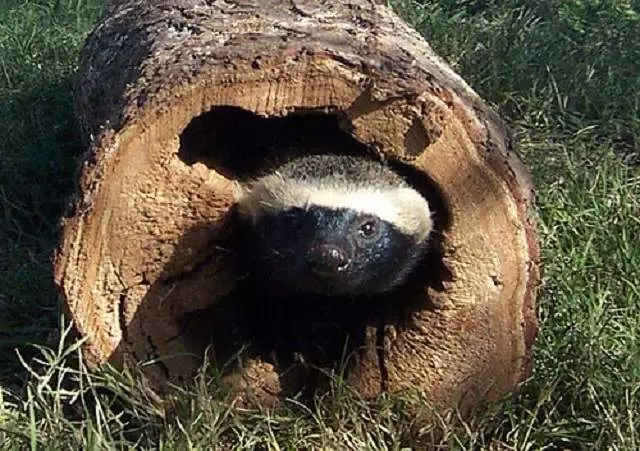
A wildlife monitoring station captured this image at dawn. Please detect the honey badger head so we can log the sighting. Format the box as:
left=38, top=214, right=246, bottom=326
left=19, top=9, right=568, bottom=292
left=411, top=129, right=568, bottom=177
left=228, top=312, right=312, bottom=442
left=235, top=154, right=433, bottom=297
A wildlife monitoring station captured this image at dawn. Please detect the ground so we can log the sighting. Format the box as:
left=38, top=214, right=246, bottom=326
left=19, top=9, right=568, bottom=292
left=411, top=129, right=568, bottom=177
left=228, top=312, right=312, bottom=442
left=0, top=0, right=639, bottom=448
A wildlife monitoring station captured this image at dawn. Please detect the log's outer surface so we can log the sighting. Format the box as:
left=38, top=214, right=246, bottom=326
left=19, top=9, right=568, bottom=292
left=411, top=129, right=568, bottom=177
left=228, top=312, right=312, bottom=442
left=55, top=0, right=539, bottom=409
left=76, top=0, right=482, bottom=137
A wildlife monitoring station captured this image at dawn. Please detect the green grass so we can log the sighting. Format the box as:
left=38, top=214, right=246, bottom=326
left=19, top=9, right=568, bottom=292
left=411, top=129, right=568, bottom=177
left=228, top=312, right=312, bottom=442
left=1, top=0, right=639, bottom=448
left=0, top=0, right=103, bottom=385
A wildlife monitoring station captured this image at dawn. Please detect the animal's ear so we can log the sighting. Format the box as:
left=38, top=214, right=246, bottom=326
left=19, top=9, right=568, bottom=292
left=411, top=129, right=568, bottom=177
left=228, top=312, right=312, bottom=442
left=391, top=188, right=433, bottom=242
left=234, top=181, right=265, bottom=225
left=232, top=180, right=248, bottom=203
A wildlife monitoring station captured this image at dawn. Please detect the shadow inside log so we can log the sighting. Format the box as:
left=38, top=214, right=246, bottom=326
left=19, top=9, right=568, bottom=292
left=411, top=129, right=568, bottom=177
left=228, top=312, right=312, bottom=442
left=114, top=223, right=452, bottom=402
left=203, top=228, right=454, bottom=402
left=178, top=106, right=377, bottom=179
left=113, top=106, right=453, bottom=402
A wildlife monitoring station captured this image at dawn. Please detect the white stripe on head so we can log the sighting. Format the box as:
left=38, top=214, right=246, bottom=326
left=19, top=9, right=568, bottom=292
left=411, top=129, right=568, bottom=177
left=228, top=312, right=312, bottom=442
left=237, top=175, right=433, bottom=242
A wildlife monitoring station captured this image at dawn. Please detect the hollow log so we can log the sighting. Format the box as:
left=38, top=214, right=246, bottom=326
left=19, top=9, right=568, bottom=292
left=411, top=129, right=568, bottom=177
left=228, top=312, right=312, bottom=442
left=54, top=0, right=539, bottom=411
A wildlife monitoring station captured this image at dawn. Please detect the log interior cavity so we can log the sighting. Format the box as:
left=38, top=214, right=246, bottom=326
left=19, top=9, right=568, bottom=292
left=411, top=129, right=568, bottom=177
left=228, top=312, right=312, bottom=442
left=173, top=106, right=453, bottom=398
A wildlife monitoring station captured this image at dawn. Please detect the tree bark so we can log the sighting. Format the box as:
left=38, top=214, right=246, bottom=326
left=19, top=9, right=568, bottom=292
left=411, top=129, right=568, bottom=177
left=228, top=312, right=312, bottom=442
left=54, top=0, right=539, bottom=411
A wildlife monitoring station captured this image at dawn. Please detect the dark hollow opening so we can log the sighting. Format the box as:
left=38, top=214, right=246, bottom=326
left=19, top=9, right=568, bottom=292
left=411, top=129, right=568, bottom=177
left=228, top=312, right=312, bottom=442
left=178, top=106, right=452, bottom=399
left=179, top=106, right=374, bottom=179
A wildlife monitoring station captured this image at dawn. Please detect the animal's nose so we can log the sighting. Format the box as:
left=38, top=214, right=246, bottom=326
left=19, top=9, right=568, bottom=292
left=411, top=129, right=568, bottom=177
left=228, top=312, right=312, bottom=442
left=306, top=244, right=350, bottom=278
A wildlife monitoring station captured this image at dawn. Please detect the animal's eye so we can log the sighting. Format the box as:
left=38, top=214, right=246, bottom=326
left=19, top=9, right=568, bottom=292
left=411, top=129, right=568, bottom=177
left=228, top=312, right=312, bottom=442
left=357, top=217, right=380, bottom=239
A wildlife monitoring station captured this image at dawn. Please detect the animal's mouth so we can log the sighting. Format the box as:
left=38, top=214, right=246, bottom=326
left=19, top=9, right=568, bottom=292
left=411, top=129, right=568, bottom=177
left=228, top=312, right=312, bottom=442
left=304, top=271, right=370, bottom=298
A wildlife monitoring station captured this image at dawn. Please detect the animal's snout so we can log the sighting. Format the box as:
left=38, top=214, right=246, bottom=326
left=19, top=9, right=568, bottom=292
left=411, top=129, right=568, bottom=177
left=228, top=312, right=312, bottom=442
left=306, top=244, right=350, bottom=278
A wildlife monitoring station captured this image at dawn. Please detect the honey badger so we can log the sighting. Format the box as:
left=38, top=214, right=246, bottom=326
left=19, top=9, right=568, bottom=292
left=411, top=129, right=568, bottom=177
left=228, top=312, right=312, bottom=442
left=235, top=153, right=433, bottom=297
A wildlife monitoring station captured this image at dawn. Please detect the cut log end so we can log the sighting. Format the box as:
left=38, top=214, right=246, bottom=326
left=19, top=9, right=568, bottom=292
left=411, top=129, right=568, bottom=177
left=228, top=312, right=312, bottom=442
left=54, top=0, right=539, bottom=413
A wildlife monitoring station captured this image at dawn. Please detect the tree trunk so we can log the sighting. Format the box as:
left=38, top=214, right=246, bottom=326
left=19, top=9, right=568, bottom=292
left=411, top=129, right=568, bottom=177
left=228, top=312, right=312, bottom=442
left=54, top=0, right=539, bottom=411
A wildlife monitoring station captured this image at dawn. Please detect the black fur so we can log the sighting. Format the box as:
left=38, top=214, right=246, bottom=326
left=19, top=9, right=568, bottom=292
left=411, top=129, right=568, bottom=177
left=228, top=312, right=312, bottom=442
left=239, top=205, right=426, bottom=296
